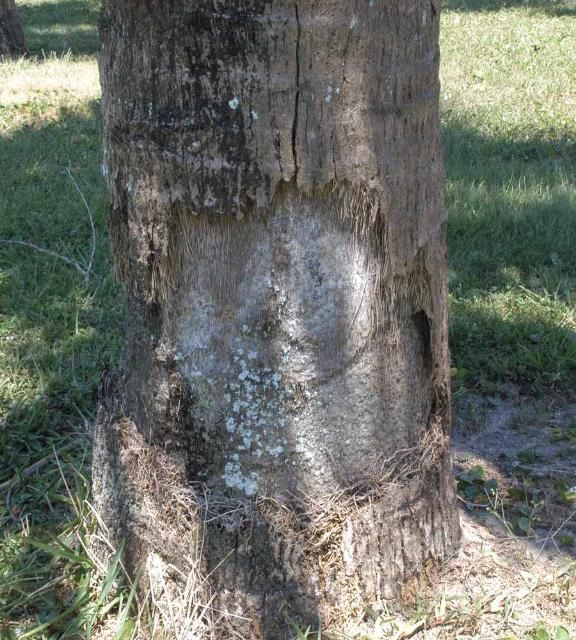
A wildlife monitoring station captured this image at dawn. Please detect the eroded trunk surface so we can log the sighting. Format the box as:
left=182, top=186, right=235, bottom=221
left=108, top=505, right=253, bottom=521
left=95, top=1, right=460, bottom=636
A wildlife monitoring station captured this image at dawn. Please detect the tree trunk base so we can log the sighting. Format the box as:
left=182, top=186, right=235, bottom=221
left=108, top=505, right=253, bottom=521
left=93, top=402, right=460, bottom=638
left=0, top=1, right=27, bottom=58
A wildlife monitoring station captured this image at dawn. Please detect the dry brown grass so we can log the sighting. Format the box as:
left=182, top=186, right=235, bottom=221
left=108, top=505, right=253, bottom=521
left=340, top=512, right=575, bottom=639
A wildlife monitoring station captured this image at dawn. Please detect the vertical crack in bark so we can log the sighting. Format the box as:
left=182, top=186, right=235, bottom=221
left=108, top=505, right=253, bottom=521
left=291, top=2, right=301, bottom=181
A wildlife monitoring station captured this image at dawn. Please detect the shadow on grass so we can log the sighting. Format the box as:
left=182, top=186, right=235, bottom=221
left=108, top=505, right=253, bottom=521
left=0, top=101, right=122, bottom=481
left=444, top=114, right=576, bottom=394
left=443, top=0, right=576, bottom=17
left=19, top=0, right=100, bottom=57
left=451, top=297, right=576, bottom=393
left=0, top=105, right=124, bottom=633
left=445, top=116, right=576, bottom=291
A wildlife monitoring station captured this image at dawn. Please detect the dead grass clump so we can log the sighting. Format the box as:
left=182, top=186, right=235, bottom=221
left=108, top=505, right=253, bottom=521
left=92, top=406, right=456, bottom=637
left=93, top=416, right=217, bottom=640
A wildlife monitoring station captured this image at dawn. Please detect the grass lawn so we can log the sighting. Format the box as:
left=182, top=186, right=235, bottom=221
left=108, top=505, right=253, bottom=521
left=0, top=0, right=575, bottom=637
left=0, top=3, right=126, bottom=637
left=442, top=2, right=576, bottom=393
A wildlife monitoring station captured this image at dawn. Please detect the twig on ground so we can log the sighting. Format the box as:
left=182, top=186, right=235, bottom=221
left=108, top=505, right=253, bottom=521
left=65, top=166, right=96, bottom=283
left=0, top=168, right=97, bottom=284
left=457, top=494, right=490, bottom=510
left=0, top=442, right=75, bottom=493
left=535, top=507, right=576, bottom=560
left=393, top=619, right=425, bottom=639
left=0, top=238, right=89, bottom=279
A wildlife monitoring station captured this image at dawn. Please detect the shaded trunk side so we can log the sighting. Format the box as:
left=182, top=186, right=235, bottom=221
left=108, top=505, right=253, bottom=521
left=95, top=1, right=461, bottom=636
left=0, top=0, right=26, bottom=57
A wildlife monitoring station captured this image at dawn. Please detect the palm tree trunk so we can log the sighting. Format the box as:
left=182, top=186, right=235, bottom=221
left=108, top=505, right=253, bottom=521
left=94, top=1, right=460, bottom=636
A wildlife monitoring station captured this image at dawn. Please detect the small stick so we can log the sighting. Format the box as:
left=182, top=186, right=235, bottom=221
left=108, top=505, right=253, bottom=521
left=535, top=506, right=576, bottom=560
left=0, top=442, right=75, bottom=493
left=456, top=495, right=490, bottom=510
left=65, top=167, right=96, bottom=283
left=394, top=619, right=425, bottom=640
left=0, top=239, right=88, bottom=279
left=1, top=169, right=96, bottom=284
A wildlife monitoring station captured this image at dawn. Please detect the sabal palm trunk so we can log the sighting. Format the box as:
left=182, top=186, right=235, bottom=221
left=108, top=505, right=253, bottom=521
left=94, top=1, right=460, bottom=636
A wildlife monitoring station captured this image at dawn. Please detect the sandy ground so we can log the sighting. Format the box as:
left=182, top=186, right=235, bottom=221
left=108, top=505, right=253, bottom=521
left=397, top=392, right=576, bottom=639
left=341, top=391, right=576, bottom=639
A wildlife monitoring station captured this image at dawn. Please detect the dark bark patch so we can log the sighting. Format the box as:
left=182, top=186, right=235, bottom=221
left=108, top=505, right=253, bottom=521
left=413, top=309, right=433, bottom=372
left=0, top=0, right=27, bottom=57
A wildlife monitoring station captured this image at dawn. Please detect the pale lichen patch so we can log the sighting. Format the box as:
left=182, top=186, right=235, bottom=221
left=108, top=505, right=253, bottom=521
left=223, top=462, right=259, bottom=496
left=197, top=340, right=294, bottom=495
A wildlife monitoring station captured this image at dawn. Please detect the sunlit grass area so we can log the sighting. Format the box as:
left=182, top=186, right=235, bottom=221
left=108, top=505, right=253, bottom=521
left=0, top=56, right=99, bottom=120
left=0, top=0, right=575, bottom=636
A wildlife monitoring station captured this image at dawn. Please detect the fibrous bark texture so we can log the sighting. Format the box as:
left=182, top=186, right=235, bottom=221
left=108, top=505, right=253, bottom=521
left=95, top=1, right=461, bottom=636
left=0, top=0, right=26, bottom=57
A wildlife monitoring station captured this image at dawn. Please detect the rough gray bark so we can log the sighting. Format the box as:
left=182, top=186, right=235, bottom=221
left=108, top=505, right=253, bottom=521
left=95, top=1, right=460, bottom=636
left=0, top=0, right=26, bottom=57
